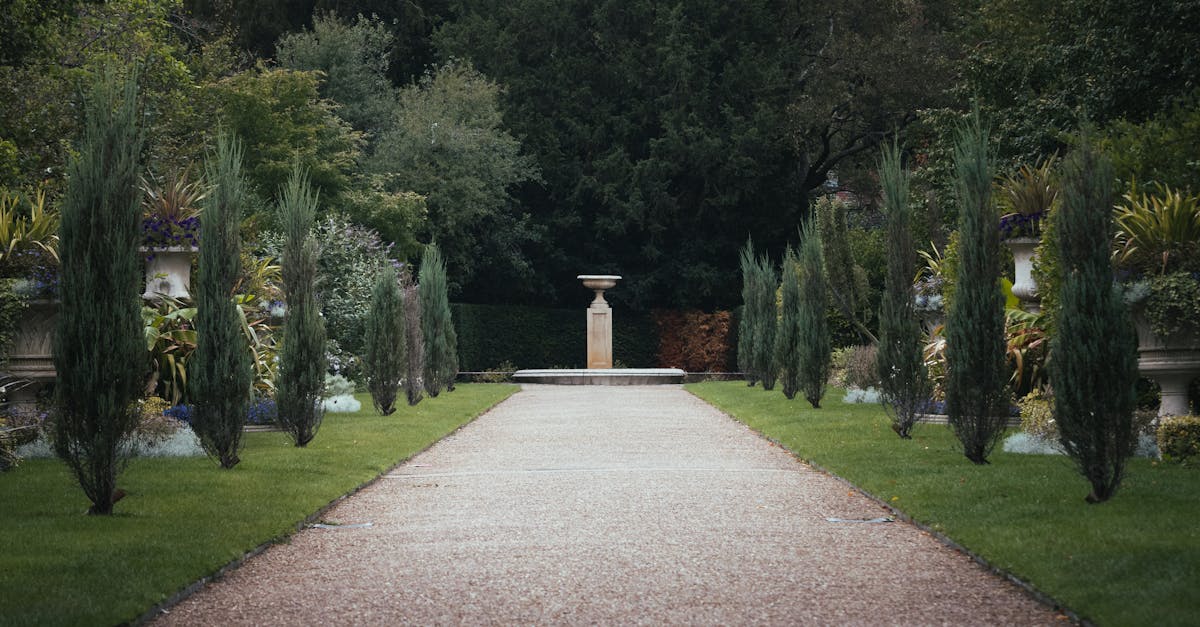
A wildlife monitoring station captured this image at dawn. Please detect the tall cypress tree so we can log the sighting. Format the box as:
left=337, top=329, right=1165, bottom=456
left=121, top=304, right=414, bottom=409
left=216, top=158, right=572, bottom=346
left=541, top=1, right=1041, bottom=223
left=876, top=140, right=931, bottom=439
left=53, top=69, right=146, bottom=515
left=738, top=238, right=759, bottom=386
left=364, top=264, right=405, bottom=415
left=190, top=134, right=253, bottom=468
left=775, top=246, right=802, bottom=399
left=944, top=112, right=1009, bottom=464
left=420, top=243, right=458, bottom=397
left=401, top=267, right=424, bottom=406
left=1051, top=135, right=1138, bottom=503
left=276, top=167, right=327, bottom=447
left=797, top=219, right=831, bottom=408
left=754, top=254, right=779, bottom=391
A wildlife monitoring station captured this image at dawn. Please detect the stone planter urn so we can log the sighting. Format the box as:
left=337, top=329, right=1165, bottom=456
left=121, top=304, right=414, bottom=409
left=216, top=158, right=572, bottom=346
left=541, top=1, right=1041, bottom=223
left=578, top=275, right=621, bottom=369
left=1133, top=313, right=1200, bottom=418
left=1004, top=236, right=1040, bottom=313
left=142, top=246, right=197, bottom=300
left=4, top=299, right=58, bottom=412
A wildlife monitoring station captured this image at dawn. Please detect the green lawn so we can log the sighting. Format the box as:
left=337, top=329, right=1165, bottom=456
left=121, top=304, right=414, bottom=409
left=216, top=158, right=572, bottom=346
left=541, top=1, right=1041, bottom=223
left=688, top=381, right=1199, bottom=627
left=0, top=384, right=517, bottom=626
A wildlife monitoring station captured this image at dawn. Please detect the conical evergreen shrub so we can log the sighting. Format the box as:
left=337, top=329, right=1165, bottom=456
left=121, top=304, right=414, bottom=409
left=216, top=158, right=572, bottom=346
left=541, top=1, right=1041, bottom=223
left=401, top=268, right=424, bottom=406
left=738, top=238, right=759, bottom=386
left=797, top=220, right=831, bottom=408
left=420, top=243, right=459, bottom=397
left=276, top=167, right=327, bottom=446
left=53, top=69, right=147, bottom=515
left=753, top=254, right=779, bottom=390
left=944, top=112, right=1008, bottom=464
left=190, top=134, right=253, bottom=468
left=775, top=247, right=802, bottom=399
left=364, top=264, right=405, bottom=415
left=876, top=140, right=931, bottom=438
left=1051, top=135, right=1138, bottom=503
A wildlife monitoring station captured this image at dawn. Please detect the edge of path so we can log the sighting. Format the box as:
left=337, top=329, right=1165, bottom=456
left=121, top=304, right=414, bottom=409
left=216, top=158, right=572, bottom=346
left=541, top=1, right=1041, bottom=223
left=134, top=387, right=521, bottom=626
left=683, top=388, right=1089, bottom=627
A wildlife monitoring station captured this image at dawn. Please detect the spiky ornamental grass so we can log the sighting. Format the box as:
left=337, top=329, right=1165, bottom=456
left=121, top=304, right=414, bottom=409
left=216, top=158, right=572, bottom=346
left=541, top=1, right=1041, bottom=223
left=753, top=254, right=779, bottom=391
left=276, top=167, right=327, bottom=446
left=1051, top=136, right=1138, bottom=503
left=190, top=134, right=253, bottom=468
left=52, top=69, right=147, bottom=515
left=364, top=264, right=405, bottom=415
left=737, top=238, right=759, bottom=386
left=876, top=141, right=931, bottom=439
left=775, top=246, right=802, bottom=400
left=401, top=268, right=424, bottom=406
left=420, top=243, right=459, bottom=397
left=797, top=219, right=831, bottom=408
left=944, top=112, right=1009, bottom=464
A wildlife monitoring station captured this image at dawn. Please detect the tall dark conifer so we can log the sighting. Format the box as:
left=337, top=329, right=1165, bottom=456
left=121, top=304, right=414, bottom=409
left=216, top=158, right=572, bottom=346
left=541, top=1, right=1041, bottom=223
left=53, top=69, right=146, bottom=515
left=754, top=255, right=779, bottom=391
left=365, top=265, right=405, bottom=415
left=1051, top=135, right=1138, bottom=503
left=276, top=167, right=327, bottom=446
left=401, top=268, right=424, bottom=406
left=420, top=243, right=458, bottom=397
left=775, top=247, right=802, bottom=399
left=738, top=238, right=759, bottom=386
left=190, top=134, right=253, bottom=467
left=876, top=140, right=931, bottom=438
left=797, top=220, right=831, bottom=408
left=944, top=112, right=1009, bottom=464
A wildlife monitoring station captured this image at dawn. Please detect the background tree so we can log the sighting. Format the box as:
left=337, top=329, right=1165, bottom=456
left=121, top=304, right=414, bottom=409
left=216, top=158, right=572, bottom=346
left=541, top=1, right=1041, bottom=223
left=401, top=269, right=424, bottom=406
left=189, top=133, right=253, bottom=467
left=1050, top=135, right=1138, bottom=503
left=737, top=239, right=759, bottom=386
left=876, top=141, right=931, bottom=439
left=369, top=61, right=541, bottom=299
left=275, top=166, right=327, bottom=446
left=774, top=247, right=802, bottom=400
left=52, top=69, right=146, bottom=515
left=797, top=220, right=831, bottom=408
left=752, top=254, right=779, bottom=391
left=364, top=264, right=405, bottom=415
left=944, top=113, right=1008, bottom=464
left=420, top=243, right=459, bottom=396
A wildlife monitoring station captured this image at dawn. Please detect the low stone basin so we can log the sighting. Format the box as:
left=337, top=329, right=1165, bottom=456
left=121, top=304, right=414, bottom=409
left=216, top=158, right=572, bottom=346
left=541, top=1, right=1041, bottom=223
left=513, top=368, right=686, bottom=385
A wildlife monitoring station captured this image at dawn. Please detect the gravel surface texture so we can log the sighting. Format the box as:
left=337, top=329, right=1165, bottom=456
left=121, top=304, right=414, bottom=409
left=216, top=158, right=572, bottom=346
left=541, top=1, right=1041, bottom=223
left=155, top=385, right=1061, bottom=625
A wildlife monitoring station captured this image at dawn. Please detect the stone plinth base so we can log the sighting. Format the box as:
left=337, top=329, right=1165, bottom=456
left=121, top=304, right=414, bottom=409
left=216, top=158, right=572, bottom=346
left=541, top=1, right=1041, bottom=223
left=513, top=368, right=686, bottom=385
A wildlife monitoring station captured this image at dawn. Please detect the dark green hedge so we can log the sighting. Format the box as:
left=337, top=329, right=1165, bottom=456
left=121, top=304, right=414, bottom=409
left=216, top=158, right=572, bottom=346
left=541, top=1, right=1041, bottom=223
left=451, top=303, right=658, bottom=371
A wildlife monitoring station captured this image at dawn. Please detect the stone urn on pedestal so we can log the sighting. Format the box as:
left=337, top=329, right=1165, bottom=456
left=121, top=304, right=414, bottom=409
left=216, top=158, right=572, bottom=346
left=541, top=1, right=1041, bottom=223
left=141, top=246, right=197, bottom=300
left=1005, top=236, right=1041, bottom=313
left=4, top=299, right=59, bottom=412
left=578, top=275, right=621, bottom=369
left=1133, top=313, right=1200, bottom=419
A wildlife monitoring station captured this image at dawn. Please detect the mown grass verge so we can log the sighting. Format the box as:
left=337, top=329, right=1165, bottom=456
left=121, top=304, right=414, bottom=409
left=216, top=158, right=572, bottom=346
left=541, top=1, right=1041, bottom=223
left=688, top=381, right=1199, bottom=627
left=0, top=383, right=517, bottom=625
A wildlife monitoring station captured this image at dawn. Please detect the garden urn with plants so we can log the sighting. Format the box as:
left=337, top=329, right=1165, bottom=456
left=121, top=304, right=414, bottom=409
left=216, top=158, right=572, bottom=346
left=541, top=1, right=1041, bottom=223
left=139, top=170, right=203, bottom=300
left=1113, top=183, right=1200, bottom=418
left=998, top=158, right=1057, bottom=313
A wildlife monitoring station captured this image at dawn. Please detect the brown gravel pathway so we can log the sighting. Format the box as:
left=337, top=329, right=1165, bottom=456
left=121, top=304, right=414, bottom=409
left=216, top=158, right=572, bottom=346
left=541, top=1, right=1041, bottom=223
left=155, top=385, right=1061, bottom=625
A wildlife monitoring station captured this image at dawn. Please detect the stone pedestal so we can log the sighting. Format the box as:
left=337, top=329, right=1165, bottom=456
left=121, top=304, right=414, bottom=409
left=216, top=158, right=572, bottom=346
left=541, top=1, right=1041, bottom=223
left=578, top=275, right=621, bottom=369
left=1134, top=313, right=1200, bottom=419
left=4, top=300, right=58, bottom=413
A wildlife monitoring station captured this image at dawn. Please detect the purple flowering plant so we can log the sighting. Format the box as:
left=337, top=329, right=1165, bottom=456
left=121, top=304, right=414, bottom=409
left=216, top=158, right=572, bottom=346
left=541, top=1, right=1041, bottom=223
left=140, top=170, right=205, bottom=250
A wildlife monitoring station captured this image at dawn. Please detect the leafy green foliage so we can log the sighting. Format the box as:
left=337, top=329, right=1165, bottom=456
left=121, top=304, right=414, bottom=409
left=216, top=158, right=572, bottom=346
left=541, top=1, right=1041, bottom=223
left=364, top=265, right=405, bottom=415
left=206, top=67, right=362, bottom=208
left=419, top=243, right=459, bottom=396
left=1102, top=90, right=1200, bottom=192
left=1050, top=136, right=1138, bottom=503
left=817, top=196, right=877, bottom=344
left=876, top=141, right=930, bottom=438
left=944, top=113, right=1008, bottom=464
left=1157, top=414, right=1200, bottom=464
left=1113, top=183, right=1200, bottom=276
left=52, top=69, right=147, bottom=515
left=796, top=221, right=831, bottom=408
left=276, top=12, right=398, bottom=136
left=369, top=61, right=540, bottom=297
left=189, top=134, right=253, bottom=468
left=774, top=247, right=802, bottom=400
left=275, top=167, right=327, bottom=446
left=1144, top=273, right=1200, bottom=338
